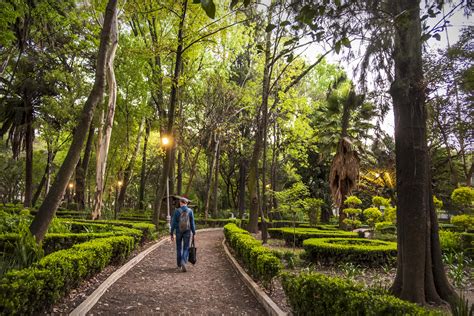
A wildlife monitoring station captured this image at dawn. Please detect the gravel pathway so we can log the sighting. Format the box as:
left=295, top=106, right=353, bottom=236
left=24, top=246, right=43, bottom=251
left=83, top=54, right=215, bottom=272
left=88, top=230, right=266, bottom=315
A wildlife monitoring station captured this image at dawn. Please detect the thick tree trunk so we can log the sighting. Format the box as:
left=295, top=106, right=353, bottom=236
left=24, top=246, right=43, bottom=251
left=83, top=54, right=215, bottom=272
left=91, top=13, right=119, bottom=220
left=24, top=101, right=33, bottom=208
left=138, top=119, right=150, bottom=210
left=75, top=125, right=95, bottom=209
left=153, top=0, right=188, bottom=229
left=117, top=118, right=145, bottom=212
left=29, top=0, right=118, bottom=243
left=389, top=0, right=457, bottom=306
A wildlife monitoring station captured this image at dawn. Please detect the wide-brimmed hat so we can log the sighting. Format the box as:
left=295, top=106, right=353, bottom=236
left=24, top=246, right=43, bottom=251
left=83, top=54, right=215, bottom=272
left=179, top=196, right=190, bottom=204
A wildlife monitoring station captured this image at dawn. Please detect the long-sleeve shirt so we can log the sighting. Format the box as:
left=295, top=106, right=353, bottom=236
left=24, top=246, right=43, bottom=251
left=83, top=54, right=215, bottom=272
left=170, top=206, right=196, bottom=235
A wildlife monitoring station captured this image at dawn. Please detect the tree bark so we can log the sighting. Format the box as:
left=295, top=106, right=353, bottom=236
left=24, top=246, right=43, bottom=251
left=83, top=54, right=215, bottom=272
left=29, top=0, right=118, bottom=243
left=117, top=117, right=145, bottom=212
left=238, top=157, right=247, bottom=220
left=75, top=125, right=95, bottom=209
left=204, top=134, right=218, bottom=219
left=23, top=100, right=33, bottom=208
left=32, top=150, right=56, bottom=207
left=138, top=119, right=150, bottom=210
left=176, top=150, right=183, bottom=195
left=389, top=0, right=457, bottom=306
left=183, top=147, right=202, bottom=197
left=153, top=0, right=188, bottom=229
left=212, top=139, right=220, bottom=217
left=91, top=11, right=119, bottom=220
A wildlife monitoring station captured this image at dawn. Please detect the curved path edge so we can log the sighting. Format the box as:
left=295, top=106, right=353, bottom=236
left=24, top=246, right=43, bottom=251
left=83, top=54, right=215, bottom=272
left=70, top=228, right=223, bottom=316
left=222, top=239, right=288, bottom=316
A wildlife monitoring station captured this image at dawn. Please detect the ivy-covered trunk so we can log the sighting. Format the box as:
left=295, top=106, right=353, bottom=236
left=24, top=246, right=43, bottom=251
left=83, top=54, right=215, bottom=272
left=389, top=0, right=457, bottom=306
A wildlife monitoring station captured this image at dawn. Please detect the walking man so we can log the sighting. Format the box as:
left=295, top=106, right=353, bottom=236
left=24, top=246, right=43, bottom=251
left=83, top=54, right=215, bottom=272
left=170, top=196, right=196, bottom=272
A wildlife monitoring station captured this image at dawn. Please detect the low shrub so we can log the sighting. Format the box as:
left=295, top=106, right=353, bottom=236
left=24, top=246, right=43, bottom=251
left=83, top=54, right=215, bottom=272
left=224, top=223, right=281, bottom=285
left=0, top=235, right=135, bottom=315
left=281, top=272, right=434, bottom=315
left=451, top=214, right=474, bottom=232
left=268, top=227, right=358, bottom=247
left=70, top=219, right=156, bottom=242
left=303, top=238, right=397, bottom=267
left=195, top=218, right=240, bottom=228
left=439, top=230, right=463, bottom=253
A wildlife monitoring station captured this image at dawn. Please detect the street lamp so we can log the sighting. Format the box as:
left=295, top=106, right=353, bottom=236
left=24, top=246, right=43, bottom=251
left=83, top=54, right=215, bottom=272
left=68, top=182, right=74, bottom=208
left=114, top=180, right=123, bottom=220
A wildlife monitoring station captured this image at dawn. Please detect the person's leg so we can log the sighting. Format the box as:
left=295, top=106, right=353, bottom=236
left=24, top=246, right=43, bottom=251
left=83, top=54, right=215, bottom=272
left=182, top=231, right=191, bottom=264
left=176, top=232, right=183, bottom=267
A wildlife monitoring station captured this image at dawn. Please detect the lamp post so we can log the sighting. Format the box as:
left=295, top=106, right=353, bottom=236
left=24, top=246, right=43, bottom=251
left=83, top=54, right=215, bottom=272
left=68, top=182, right=74, bottom=209
left=114, top=180, right=122, bottom=219
left=161, top=136, right=172, bottom=231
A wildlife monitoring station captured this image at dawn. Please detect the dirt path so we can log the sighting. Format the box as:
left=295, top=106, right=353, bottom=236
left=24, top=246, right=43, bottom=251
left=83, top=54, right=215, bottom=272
left=88, top=229, right=266, bottom=315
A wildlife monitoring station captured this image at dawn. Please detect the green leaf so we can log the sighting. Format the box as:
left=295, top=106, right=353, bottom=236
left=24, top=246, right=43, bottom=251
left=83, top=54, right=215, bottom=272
left=286, top=53, right=294, bottom=63
left=341, top=37, right=350, bottom=48
left=280, top=21, right=291, bottom=27
left=256, top=44, right=264, bottom=51
left=420, top=33, right=431, bottom=42
left=230, top=0, right=239, bottom=9
left=265, top=23, right=276, bottom=32
left=243, top=0, right=251, bottom=6
left=433, top=33, right=441, bottom=41
left=335, top=41, right=341, bottom=54
left=201, top=0, right=216, bottom=19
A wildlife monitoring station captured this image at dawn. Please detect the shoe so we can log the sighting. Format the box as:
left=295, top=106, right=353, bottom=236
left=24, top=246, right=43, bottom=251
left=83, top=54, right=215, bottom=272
left=181, top=263, right=187, bottom=272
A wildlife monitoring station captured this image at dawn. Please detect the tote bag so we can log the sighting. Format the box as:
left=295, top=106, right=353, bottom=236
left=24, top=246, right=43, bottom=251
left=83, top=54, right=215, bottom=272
left=189, top=236, right=197, bottom=265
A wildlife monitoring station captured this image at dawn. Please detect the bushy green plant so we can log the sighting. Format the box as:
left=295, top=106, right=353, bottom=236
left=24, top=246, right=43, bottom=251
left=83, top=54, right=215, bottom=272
left=375, top=221, right=394, bottom=232
left=281, top=272, right=433, bottom=315
left=450, top=214, right=474, bottom=232
left=433, top=195, right=443, bottom=211
left=344, top=196, right=362, bottom=206
left=342, top=208, right=362, bottom=230
left=371, top=196, right=391, bottom=208
left=224, top=223, right=281, bottom=285
left=451, top=187, right=474, bottom=212
left=268, top=227, right=358, bottom=247
left=383, top=206, right=397, bottom=224
left=303, top=237, right=397, bottom=267
left=439, top=230, right=463, bottom=253
left=363, top=207, right=383, bottom=230
left=304, top=198, right=324, bottom=226
left=0, top=235, right=135, bottom=315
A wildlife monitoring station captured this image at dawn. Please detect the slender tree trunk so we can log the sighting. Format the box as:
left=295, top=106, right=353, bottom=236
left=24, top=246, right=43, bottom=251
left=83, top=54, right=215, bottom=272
left=117, top=117, right=145, bottom=212
left=153, top=0, right=188, bottom=229
left=75, top=125, right=95, bottom=209
left=91, top=13, right=119, bottom=220
left=32, top=150, right=56, bottom=207
left=177, top=150, right=183, bottom=195
left=24, top=100, right=33, bottom=207
left=138, top=119, right=150, bottom=210
left=184, top=147, right=202, bottom=196
left=212, top=140, right=220, bottom=217
left=204, top=135, right=218, bottom=219
left=29, top=0, right=118, bottom=242
left=389, top=0, right=457, bottom=306
left=238, top=157, right=247, bottom=220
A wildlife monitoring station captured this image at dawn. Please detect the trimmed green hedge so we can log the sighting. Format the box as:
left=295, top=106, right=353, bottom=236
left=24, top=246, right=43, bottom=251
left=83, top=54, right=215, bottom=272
left=195, top=218, right=240, bottom=227
left=269, top=227, right=358, bottom=247
left=303, top=238, right=397, bottom=267
left=0, top=235, right=135, bottom=315
left=70, top=219, right=157, bottom=242
left=281, top=272, right=434, bottom=315
left=1, top=222, right=143, bottom=256
left=224, top=223, right=281, bottom=284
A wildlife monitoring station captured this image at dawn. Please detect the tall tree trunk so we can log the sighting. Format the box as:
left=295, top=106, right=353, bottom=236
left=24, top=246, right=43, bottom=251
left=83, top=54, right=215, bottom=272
left=138, top=119, right=150, bottom=210
left=29, top=0, right=118, bottom=243
left=212, top=140, right=220, bottom=217
left=204, top=135, right=218, bottom=219
left=75, top=125, right=95, bottom=209
left=117, top=118, right=145, bottom=212
left=24, top=100, right=33, bottom=208
left=177, top=150, right=183, bottom=195
left=247, top=4, right=273, bottom=233
left=183, top=147, right=202, bottom=197
left=153, top=0, right=188, bottom=229
left=389, top=0, right=457, bottom=306
left=238, top=158, right=247, bottom=220
left=91, top=13, right=119, bottom=220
